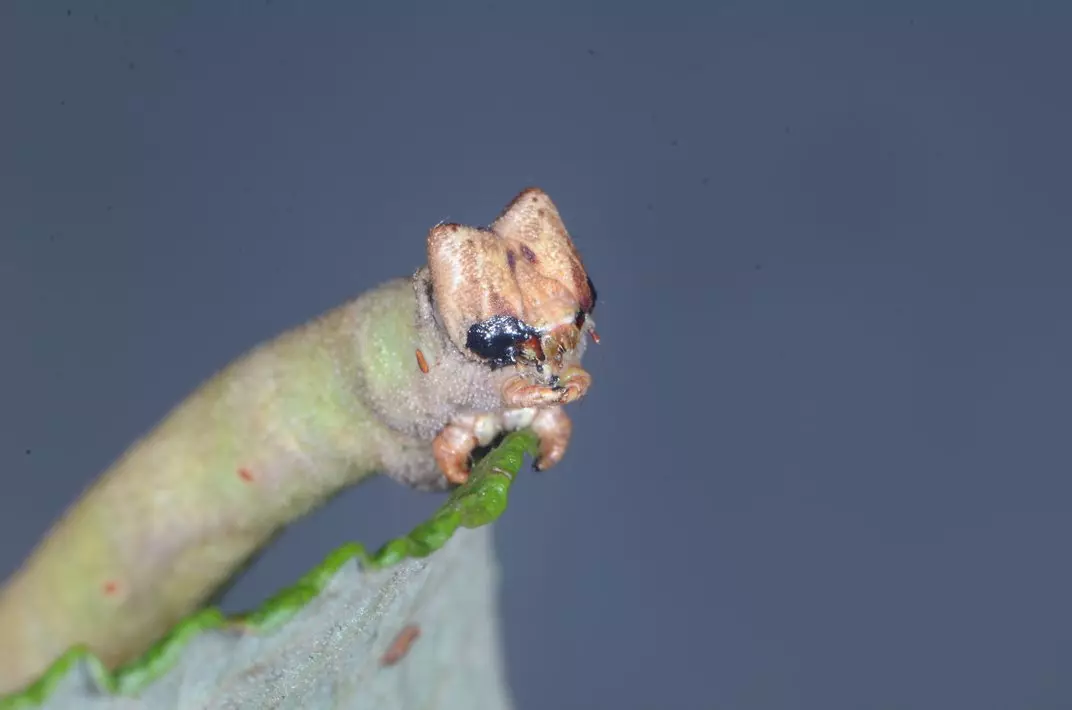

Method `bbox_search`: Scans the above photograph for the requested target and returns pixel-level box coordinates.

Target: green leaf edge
[0,429,539,709]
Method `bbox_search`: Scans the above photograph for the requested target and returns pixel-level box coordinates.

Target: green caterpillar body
[0,187,598,694]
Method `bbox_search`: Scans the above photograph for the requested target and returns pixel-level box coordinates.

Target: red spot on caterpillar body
[237,467,254,482]
[381,624,421,666]
[415,349,430,374]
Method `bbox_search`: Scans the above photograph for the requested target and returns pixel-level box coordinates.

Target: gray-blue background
[3,3,1071,708]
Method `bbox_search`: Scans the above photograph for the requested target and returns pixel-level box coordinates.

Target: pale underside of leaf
[0,431,538,710]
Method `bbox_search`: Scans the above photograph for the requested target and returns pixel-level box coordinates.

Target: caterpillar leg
[501,366,591,408]
[529,406,572,471]
[433,419,481,485]
[433,405,570,484]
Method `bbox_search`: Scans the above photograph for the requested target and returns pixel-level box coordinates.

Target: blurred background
[2,2,1071,708]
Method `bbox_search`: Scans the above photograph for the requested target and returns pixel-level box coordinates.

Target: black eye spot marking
[465,315,541,368]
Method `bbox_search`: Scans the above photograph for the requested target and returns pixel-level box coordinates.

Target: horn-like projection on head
[426,187,596,367]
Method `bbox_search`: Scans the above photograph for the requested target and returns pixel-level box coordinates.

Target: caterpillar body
[0,187,598,694]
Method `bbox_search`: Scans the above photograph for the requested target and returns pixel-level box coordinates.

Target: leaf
[0,430,539,710]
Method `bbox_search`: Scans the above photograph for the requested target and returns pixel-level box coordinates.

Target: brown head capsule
[425,188,597,389]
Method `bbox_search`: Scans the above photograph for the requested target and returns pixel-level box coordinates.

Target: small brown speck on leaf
[415,349,430,374]
[382,625,421,666]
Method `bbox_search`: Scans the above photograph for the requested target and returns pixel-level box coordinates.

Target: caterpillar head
[426,187,598,391]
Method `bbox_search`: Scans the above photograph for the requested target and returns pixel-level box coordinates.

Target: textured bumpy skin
[0,187,598,695]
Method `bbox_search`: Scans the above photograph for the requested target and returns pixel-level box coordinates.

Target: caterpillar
[0,187,598,694]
